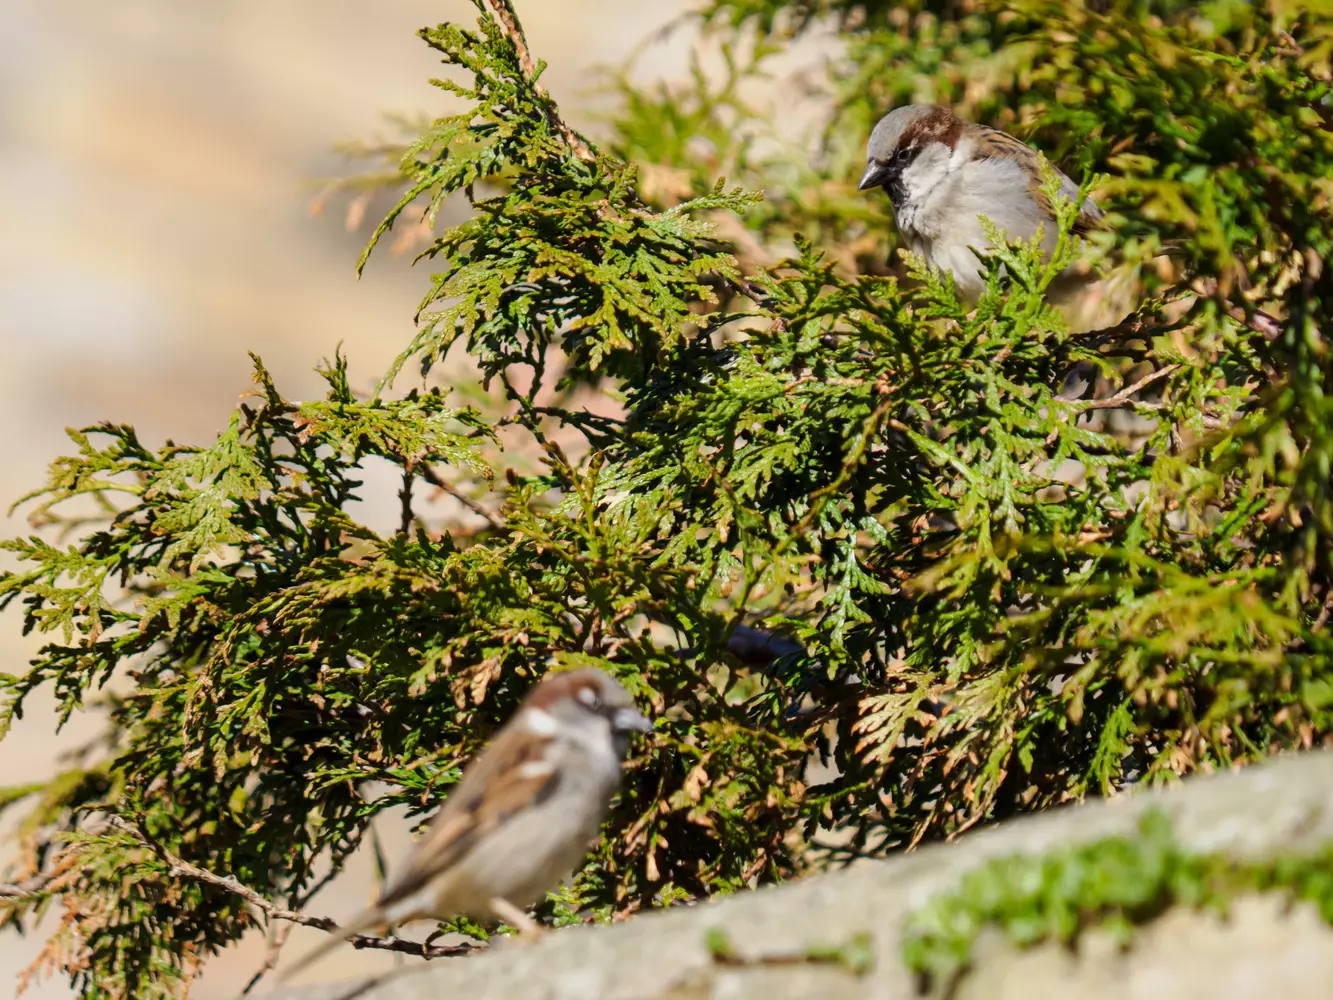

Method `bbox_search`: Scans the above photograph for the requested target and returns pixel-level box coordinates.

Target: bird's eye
[896,147,913,161]
[576,686,602,711]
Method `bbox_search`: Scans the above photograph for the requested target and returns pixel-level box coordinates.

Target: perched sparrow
[283,667,652,980]
[859,104,1126,322]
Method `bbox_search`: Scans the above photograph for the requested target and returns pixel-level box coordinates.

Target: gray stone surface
[254,751,1333,1000]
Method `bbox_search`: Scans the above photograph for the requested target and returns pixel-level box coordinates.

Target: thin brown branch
[1072,363,1180,413]
[241,921,292,995]
[349,932,482,960]
[420,464,505,531]
[1069,313,1165,348]
[109,817,330,929]
[485,0,595,163]
[1228,304,1283,341]
[1311,588,1333,634]
[1191,276,1285,342]
[399,467,416,536]
[0,873,53,899]
[109,818,481,961]
[241,825,375,993]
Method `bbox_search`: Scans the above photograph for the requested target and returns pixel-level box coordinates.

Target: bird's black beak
[858,160,892,192]
[611,706,653,735]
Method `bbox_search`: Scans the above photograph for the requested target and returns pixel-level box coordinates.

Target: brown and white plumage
[281,668,652,981]
[859,104,1107,305]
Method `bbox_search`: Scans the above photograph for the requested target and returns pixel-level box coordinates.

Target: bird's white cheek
[523,707,560,736]
[517,757,557,779]
[896,149,956,239]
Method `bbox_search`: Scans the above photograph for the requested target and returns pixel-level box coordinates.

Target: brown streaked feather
[378,670,607,905]
[974,123,1036,159]
[281,668,640,983]
[376,723,559,908]
[523,668,601,711]
[973,123,1106,237]
[898,106,965,150]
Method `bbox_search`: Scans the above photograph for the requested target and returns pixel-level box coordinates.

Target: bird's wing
[280,727,559,983]
[375,728,560,909]
[975,124,1105,236]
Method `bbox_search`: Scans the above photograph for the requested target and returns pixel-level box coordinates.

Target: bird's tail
[1055,259,1155,335]
[278,903,389,984]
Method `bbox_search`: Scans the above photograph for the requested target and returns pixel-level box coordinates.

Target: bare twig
[485,0,595,163]
[399,467,416,536]
[109,818,482,961]
[0,873,53,899]
[109,817,329,928]
[241,921,292,995]
[240,821,370,995]
[1072,363,1180,413]
[1070,313,1165,348]
[1312,589,1333,633]
[419,464,505,532]
[1228,305,1283,341]
[1077,277,1284,347]
[1191,276,1285,341]
[344,932,480,961]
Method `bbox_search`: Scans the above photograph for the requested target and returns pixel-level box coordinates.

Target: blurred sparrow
[859,104,1125,322]
[283,667,652,980]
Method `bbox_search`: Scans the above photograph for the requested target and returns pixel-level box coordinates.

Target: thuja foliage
[0,0,1330,994]
[902,809,1333,990]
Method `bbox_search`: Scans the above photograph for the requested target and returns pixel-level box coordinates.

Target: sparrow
[858,104,1125,322]
[282,667,653,980]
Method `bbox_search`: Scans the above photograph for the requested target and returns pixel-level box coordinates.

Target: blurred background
[0,1,695,994]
